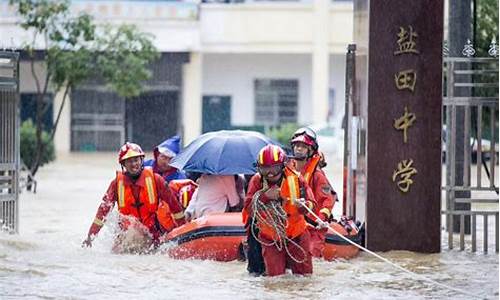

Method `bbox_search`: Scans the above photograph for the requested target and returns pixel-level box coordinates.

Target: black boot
[246,221,265,276]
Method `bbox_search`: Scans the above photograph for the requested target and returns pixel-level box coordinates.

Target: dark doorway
[20,93,53,130]
[126,91,179,151]
[202,95,231,133]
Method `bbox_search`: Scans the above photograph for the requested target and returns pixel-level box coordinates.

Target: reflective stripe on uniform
[173,211,184,220]
[287,175,298,203]
[117,179,125,208]
[93,218,104,226]
[145,176,155,205]
[182,191,189,208]
[320,207,331,217]
[304,172,311,184]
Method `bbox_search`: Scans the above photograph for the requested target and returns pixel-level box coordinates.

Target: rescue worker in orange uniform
[290,127,337,258]
[242,145,316,276]
[82,142,186,253]
[168,179,198,209]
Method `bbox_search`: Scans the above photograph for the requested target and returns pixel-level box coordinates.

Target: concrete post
[182,52,203,145]
[312,0,330,124]
[53,87,71,154]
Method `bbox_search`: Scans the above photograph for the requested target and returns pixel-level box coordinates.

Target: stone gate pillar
[353,0,443,252]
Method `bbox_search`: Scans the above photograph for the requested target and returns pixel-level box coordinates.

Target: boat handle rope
[296,199,490,300]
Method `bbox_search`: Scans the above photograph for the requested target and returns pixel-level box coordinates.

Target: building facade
[0,0,353,152]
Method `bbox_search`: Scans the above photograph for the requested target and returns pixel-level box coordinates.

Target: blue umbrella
[170,130,279,175]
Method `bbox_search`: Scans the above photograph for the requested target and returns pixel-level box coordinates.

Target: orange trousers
[260,230,313,276]
[308,227,326,258]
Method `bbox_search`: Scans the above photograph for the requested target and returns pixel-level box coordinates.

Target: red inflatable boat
[163,212,361,261]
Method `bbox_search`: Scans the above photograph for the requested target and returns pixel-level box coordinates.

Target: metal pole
[14,51,20,233]
[343,44,356,217]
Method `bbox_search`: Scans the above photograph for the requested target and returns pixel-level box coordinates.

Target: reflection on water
[0,153,498,300]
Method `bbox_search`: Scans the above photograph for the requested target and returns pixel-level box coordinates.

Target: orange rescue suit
[299,154,336,221]
[168,179,198,209]
[116,168,177,232]
[243,167,315,241]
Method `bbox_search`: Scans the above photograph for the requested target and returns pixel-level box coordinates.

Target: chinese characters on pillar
[391,25,419,193]
[393,106,416,143]
[394,26,419,55]
[392,159,417,193]
[394,69,417,92]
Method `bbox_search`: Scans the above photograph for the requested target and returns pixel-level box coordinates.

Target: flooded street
[0,153,498,300]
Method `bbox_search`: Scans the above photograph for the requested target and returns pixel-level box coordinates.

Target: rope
[297,200,489,300]
[250,190,307,264]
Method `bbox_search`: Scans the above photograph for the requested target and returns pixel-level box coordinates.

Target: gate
[0,51,20,233]
[343,40,499,252]
[443,40,499,252]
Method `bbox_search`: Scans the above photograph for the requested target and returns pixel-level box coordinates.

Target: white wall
[182,52,203,145]
[202,52,346,127]
[1,1,200,52]
[203,53,311,126]
[200,2,353,54]
[329,54,347,124]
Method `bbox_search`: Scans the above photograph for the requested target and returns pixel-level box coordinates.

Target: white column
[311,0,330,124]
[182,52,203,145]
[53,87,71,154]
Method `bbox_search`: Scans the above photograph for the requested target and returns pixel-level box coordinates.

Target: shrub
[266,123,301,152]
[20,120,55,169]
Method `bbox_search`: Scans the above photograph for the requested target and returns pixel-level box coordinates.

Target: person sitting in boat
[242,144,316,276]
[82,142,186,253]
[144,135,187,183]
[289,127,337,258]
[184,174,243,221]
[169,179,198,209]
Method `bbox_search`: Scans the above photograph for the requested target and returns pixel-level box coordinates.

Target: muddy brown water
[0,153,497,299]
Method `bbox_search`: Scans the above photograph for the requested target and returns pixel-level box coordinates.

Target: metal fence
[0,51,20,233]
[442,41,499,253]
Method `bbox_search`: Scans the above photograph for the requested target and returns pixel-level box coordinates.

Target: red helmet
[290,127,318,151]
[290,134,316,148]
[118,142,145,163]
[257,145,286,167]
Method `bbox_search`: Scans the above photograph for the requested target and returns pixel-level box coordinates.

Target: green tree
[266,123,300,147]
[20,120,55,170]
[475,0,499,57]
[10,0,159,177]
[474,0,499,142]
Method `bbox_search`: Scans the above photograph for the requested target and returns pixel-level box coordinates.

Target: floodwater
[0,153,498,300]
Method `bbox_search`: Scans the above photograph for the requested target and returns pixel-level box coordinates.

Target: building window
[254,79,298,126]
[70,89,125,152]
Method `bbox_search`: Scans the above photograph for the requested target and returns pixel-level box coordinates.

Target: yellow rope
[250,189,307,264]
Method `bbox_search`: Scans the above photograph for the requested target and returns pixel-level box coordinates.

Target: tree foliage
[20,120,55,170]
[266,123,300,151]
[474,0,499,141]
[475,0,499,57]
[9,0,159,176]
[96,25,158,98]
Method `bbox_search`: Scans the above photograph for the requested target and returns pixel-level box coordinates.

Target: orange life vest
[116,168,159,231]
[168,179,198,209]
[259,167,307,240]
[156,200,176,232]
[302,154,321,185]
[298,154,334,221]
